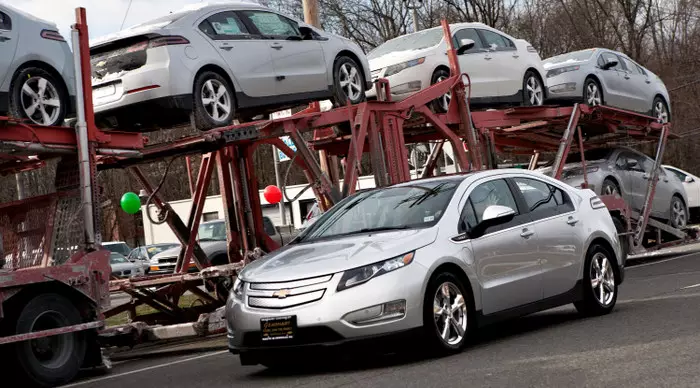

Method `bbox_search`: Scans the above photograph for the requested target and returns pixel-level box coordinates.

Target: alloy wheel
[20,76,61,125]
[603,183,618,196]
[201,79,231,122]
[526,76,543,105]
[437,75,452,111]
[339,63,362,102]
[590,252,615,307]
[433,281,468,346]
[654,101,669,123]
[586,83,602,106]
[672,198,687,228]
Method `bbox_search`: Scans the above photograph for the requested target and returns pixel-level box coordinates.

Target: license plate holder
[260,315,296,342]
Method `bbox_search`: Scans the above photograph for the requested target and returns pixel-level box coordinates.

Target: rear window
[368,28,444,59]
[91,36,150,79]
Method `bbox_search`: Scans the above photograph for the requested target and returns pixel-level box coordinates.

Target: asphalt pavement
[66,253,700,388]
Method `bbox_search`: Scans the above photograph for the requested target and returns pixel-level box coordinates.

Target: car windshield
[297,180,460,242]
[368,28,444,59]
[198,222,226,241]
[146,244,179,258]
[110,253,129,264]
[545,49,596,64]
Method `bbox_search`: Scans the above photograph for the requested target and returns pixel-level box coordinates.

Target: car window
[666,167,687,182]
[635,64,647,76]
[199,11,250,40]
[199,222,226,241]
[452,28,482,54]
[478,29,514,51]
[513,177,574,218]
[600,52,621,70]
[262,217,276,236]
[619,56,640,74]
[241,11,300,38]
[0,11,11,31]
[615,151,643,171]
[146,244,177,258]
[460,179,519,235]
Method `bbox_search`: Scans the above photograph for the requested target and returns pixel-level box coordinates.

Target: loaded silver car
[538,147,689,230]
[0,4,76,126]
[226,170,624,367]
[544,48,671,122]
[90,2,371,130]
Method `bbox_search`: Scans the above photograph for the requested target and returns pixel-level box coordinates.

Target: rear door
[0,9,19,90]
[197,11,277,98]
[238,10,327,95]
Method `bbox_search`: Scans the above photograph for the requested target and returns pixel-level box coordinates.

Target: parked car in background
[537,147,688,229]
[227,170,624,367]
[149,217,283,274]
[89,2,371,131]
[0,3,76,126]
[543,48,671,123]
[365,23,547,111]
[102,241,132,257]
[663,165,700,222]
[109,252,145,278]
[299,202,322,231]
[127,243,180,274]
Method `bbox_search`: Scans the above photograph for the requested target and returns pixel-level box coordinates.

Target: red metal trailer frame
[0,10,691,375]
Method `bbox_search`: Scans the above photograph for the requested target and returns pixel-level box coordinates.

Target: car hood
[368,46,438,71]
[543,58,591,70]
[150,240,224,261]
[239,228,439,282]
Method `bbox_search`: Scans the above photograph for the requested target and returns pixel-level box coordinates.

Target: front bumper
[545,73,584,101]
[226,262,427,353]
[365,68,430,101]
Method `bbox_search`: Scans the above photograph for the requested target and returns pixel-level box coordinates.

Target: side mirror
[601,60,618,70]
[481,205,516,223]
[685,175,694,183]
[456,38,475,55]
[624,159,638,170]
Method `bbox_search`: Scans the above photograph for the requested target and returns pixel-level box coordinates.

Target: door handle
[567,216,579,226]
[645,80,651,84]
[624,74,630,79]
[270,43,283,49]
[484,56,492,60]
[512,54,519,58]
[643,174,650,180]
[0,37,9,42]
[520,229,534,238]
[219,46,232,51]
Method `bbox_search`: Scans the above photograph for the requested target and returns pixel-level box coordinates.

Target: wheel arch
[653,93,671,121]
[523,67,546,102]
[2,281,98,326]
[334,50,367,83]
[424,261,478,318]
[587,236,622,284]
[10,60,69,96]
[584,74,604,103]
[602,175,621,194]
[192,64,238,106]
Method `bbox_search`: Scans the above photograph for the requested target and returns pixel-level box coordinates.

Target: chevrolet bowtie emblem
[272,289,291,299]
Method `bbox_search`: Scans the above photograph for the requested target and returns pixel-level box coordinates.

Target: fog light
[549,82,576,93]
[342,300,406,326]
[392,81,422,95]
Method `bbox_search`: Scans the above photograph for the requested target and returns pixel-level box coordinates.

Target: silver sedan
[543,48,671,122]
[226,170,625,366]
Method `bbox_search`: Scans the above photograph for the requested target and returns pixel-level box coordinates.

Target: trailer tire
[13,293,87,387]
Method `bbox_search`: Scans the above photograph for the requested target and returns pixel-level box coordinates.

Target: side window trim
[457,177,530,237]
[238,10,301,39]
[476,29,516,52]
[452,28,485,54]
[197,11,254,41]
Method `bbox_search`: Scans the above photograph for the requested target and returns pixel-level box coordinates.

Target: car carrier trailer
[0,9,693,387]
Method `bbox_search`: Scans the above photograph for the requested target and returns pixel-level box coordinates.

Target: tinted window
[199,222,226,241]
[241,11,299,37]
[513,177,574,218]
[263,217,276,236]
[0,11,11,30]
[300,180,459,242]
[453,28,482,54]
[479,29,514,50]
[368,28,444,59]
[564,148,613,164]
[199,11,249,39]
[666,167,687,182]
[460,179,526,235]
[619,56,639,74]
[600,52,621,70]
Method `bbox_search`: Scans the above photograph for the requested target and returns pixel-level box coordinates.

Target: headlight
[337,252,415,291]
[384,58,425,77]
[232,277,244,298]
[546,65,580,78]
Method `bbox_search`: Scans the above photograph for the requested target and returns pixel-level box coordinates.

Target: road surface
[67,253,700,388]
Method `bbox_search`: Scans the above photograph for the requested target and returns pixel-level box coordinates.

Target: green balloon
[120,192,141,214]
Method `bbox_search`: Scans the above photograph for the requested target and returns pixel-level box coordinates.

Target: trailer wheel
[14,293,87,387]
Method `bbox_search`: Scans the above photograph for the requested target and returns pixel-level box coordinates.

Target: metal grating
[51,196,84,265]
[0,196,53,270]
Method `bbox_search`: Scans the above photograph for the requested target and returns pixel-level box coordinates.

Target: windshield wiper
[354,226,410,234]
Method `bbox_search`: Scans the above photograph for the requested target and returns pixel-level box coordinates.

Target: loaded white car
[0,3,76,126]
[365,23,548,111]
[90,2,371,130]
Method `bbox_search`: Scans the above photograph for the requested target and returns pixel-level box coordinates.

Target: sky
[4,0,208,42]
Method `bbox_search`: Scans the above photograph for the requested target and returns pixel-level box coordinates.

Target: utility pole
[404,0,422,32]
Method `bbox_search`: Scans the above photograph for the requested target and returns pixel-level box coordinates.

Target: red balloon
[263,185,282,204]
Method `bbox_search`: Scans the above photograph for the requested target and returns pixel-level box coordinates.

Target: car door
[197,11,277,99]
[617,56,652,113]
[238,10,327,95]
[0,9,19,89]
[596,52,627,108]
[459,177,542,314]
[476,29,517,98]
[452,28,493,98]
[666,167,699,208]
[613,150,645,210]
[511,177,583,299]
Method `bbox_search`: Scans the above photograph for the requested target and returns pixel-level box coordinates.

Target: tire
[652,96,670,123]
[422,271,471,353]
[192,71,235,131]
[522,70,544,106]
[332,56,366,107]
[670,195,688,229]
[13,293,87,387]
[9,67,68,127]
[601,178,620,197]
[583,77,603,106]
[431,68,451,113]
[574,244,618,316]
[612,216,629,260]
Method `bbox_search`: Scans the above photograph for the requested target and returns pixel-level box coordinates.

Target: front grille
[247,274,333,309]
[123,270,131,275]
[241,326,343,348]
[158,257,177,264]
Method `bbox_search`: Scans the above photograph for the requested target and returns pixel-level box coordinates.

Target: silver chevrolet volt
[226,169,625,366]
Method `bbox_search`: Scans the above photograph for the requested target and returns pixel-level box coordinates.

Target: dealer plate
[260,315,296,342]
